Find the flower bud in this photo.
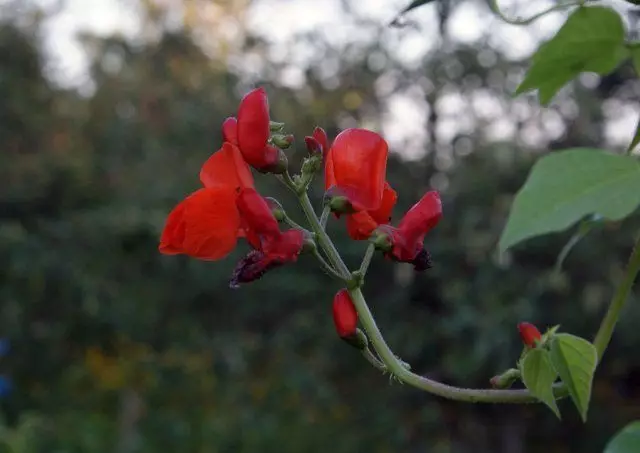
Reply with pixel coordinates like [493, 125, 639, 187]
[269, 121, 285, 132]
[272, 134, 294, 149]
[518, 322, 542, 348]
[304, 136, 321, 156]
[489, 368, 520, 389]
[256, 146, 288, 175]
[332, 289, 358, 338]
[324, 188, 356, 216]
[301, 155, 322, 177]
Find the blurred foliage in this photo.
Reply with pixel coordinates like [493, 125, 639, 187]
[1, 1, 640, 452]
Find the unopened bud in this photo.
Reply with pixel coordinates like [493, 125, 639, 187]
[304, 136, 322, 156]
[301, 155, 322, 176]
[258, 146, 288, 175]
[269, 121, 285, 132]
[518, 322, 542, 348]
[490, 368, 520, 389]
[272, 134, 294, 149]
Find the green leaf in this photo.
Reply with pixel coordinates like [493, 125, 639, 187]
[549, 334, 597, 422]
[498, 148, 640, 253]
[520, 349, 560, 418]
[516, 6, 626, 105]
[604, 421, 640, 453]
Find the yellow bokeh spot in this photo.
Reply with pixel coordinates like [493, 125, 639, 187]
[343, 91, 363, 111]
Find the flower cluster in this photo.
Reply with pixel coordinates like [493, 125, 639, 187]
[159, 88, 442, 340]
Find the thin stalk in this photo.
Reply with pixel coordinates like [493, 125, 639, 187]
[593, 236, 640, 361]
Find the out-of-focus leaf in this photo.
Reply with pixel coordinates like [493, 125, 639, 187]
[499, 149, 640, 253]
[390, 0, 437, 25]
[516, 6, 626, 105]
[604, 421, 640, 453]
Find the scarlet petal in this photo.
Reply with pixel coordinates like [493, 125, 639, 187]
[332, 289, 358, 338]
[261, 229, 304, 262]
[346, 182, 397, 240]
[236, 188, 280, 241]
[325, 128, 388, 211]
[200, 142, 254, 190]
[395, 191, 442, 252]
[237, 88, 271, 168]
[222, 117, 238, 145]
[159, 188, 241, 260]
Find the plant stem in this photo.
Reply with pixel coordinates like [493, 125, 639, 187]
[320, 205, 331, 230]
[359, 244, 376, 276]
[298, 192, 351, 278]
[312, 248, 346, 281]
[593, 235, 640, 361]
[488, 0, 583, 26]
[283, 214, 305, 231]
[348, 287, 549, 403]
[362, 348, 387, 372]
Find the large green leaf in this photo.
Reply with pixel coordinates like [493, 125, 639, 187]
[604, 421, 640, 453]
[549, 334, 597, 422]
[498, 149, 640, 253]
[516, 6, 626, 105]
[520, 349, 560, 418]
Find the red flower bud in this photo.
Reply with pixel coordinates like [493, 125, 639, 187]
[222, 117, 238, 145]
[312, 127, 329, 157]
[332, 289, 358, 338]
[518, 322, 542, 348]
[304, 136, 321, 156]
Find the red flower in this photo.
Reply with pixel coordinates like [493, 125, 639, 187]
[236, 88, 281, 171]
[332, 289, 358, 338]
[346, 182, 397, 240]
[518, 322, 542, 348]
[375, 191, 442, 271]
[325, 128, 389, 212]
[159, 187, 241, 260]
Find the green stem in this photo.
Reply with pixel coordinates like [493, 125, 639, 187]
[362, 348, 386, 372]
[348, 287, 547, 403]
[320, 205, 331, 230]
[282, 214, 305, 231]
[593, 235, 640, 361]
[298, 192, 351, 278]
[488, 0, 584, 26]
[359, 244, 376, 276]
[312, 248, 346, 281]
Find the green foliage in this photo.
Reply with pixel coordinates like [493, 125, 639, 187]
[604, 421, 640, 453]
[499, 149, 640, 252]
[516, 7, 626, 105]
[549, 334, 598, 422]
[520, 349, 560, 418]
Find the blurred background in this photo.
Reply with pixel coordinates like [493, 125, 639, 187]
[1, 0, 640, 451]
